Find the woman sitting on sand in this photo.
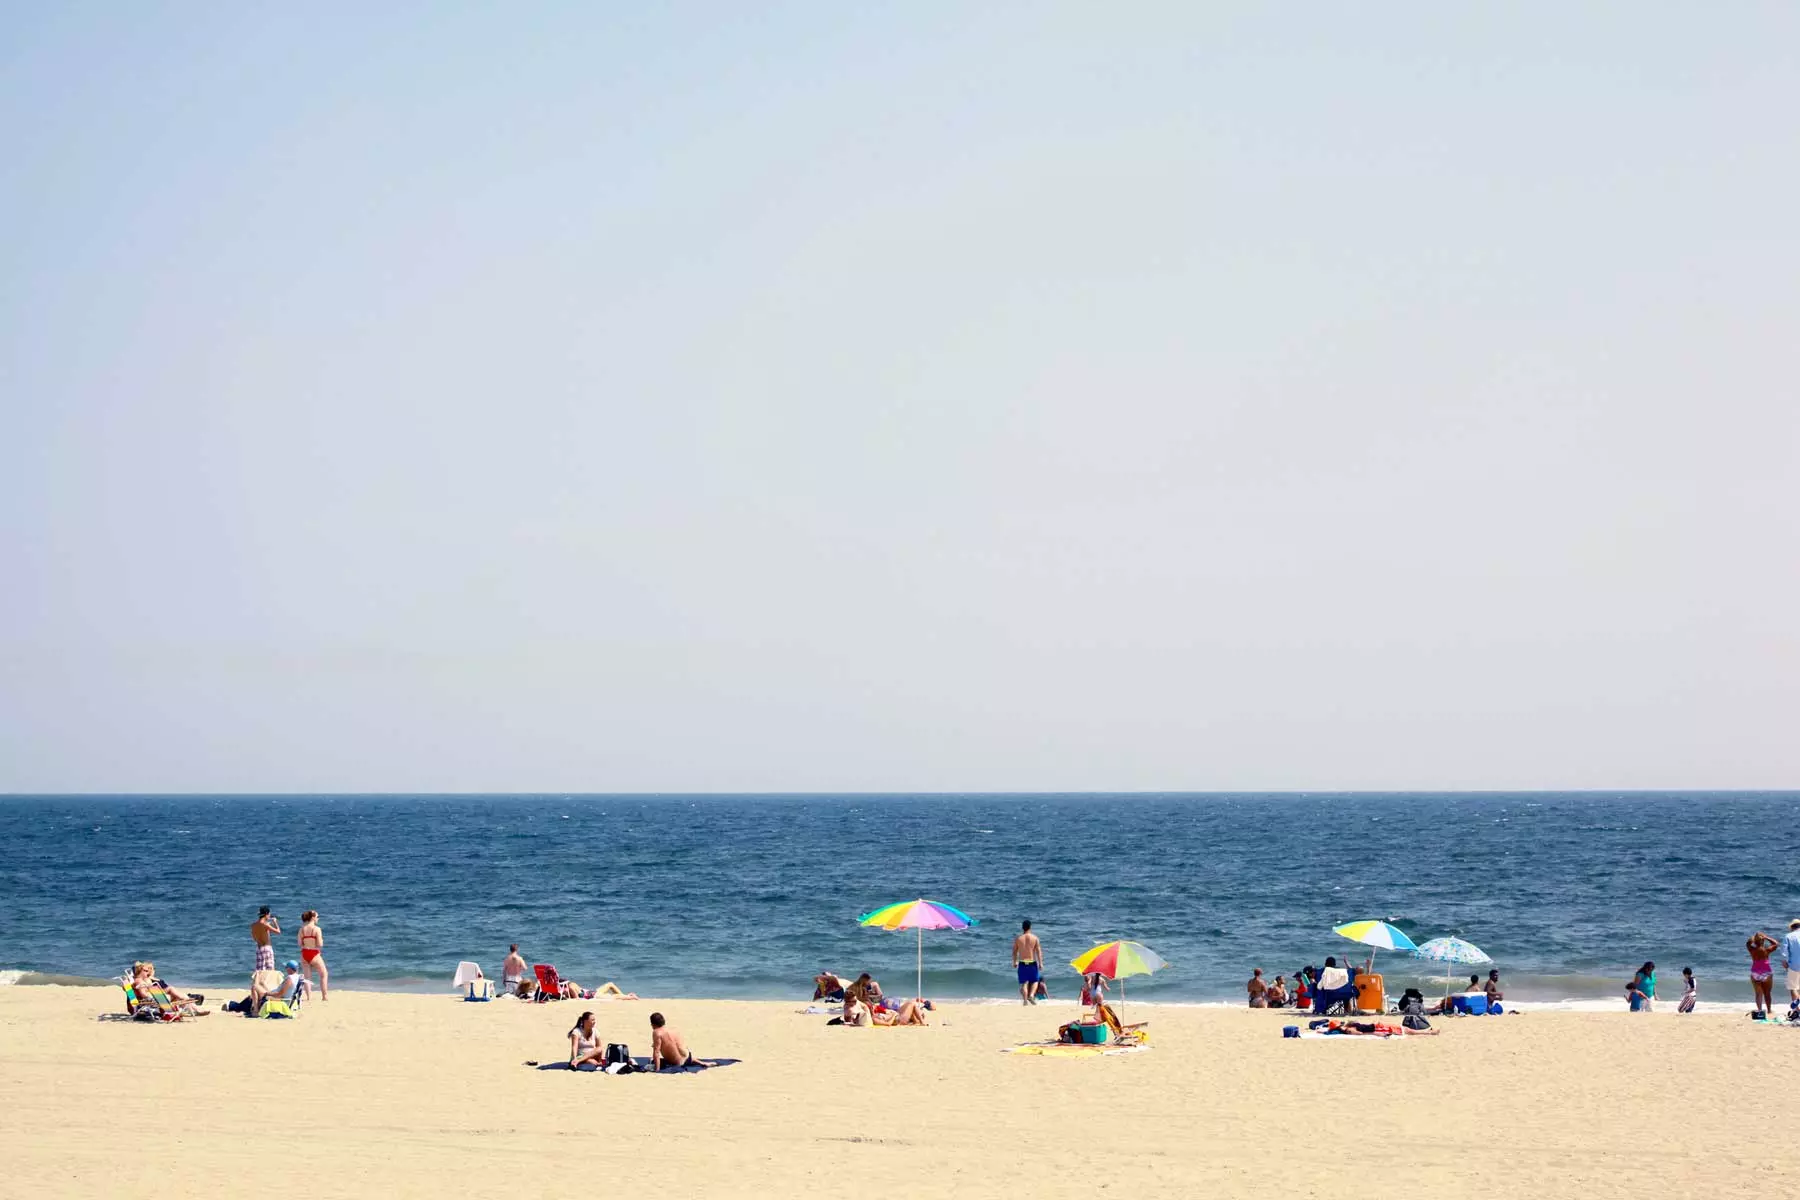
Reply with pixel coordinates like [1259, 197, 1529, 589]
[845, 973, 883, 1007]
[568, 1011, 606, 1068]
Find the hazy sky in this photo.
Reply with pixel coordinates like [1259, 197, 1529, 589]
[4, 4, 1796, 792]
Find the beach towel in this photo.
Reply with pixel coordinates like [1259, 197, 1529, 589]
[1005, 1040, 1151, 1058]
[527, 1057, 740, 1073]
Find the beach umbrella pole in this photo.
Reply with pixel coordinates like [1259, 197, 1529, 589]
[916, 925, 923, 998]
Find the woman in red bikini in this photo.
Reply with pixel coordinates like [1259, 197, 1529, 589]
[298, 910, 329, 1000]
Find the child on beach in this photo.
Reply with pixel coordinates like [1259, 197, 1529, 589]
[1678, 967, 1696, 1013]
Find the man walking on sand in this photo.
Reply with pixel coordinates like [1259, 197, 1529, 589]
[251, 906, 280, 973]
[1784, 919, 1800, 1004]
[1013, 920, 1043, 1006]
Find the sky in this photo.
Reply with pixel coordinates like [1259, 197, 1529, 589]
[2, 3, 1796, 792]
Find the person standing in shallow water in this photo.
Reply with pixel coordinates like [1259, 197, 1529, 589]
[1012, 920, 1043, 1006]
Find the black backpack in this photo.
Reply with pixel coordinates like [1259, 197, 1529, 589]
[604, 1042, 633, 1070]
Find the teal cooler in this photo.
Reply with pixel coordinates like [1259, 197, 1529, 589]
[1072, 1021, 1111, 1044]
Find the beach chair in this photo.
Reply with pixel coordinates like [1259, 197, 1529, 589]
[453, 961, 493, 1001]
[258, 985, 303, 1019]
[250, 969, 304, 1019]
[1312, 969, 1359, 1016]
[127, 983, 194, 1023]
[533, 964, 563, 1003]
[1096, 1003, 1149, 1045]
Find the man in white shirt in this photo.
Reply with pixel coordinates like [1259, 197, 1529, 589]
[1783, 919, 1800, 1003]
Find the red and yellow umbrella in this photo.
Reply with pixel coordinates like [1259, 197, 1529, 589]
[1069, 940, 1168, 1013]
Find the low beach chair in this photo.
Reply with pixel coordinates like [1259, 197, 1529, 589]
[533, 964, 563, 1003]
[1096, 1003, 1149, 1045]
[128, 983, 195, 1022]
[257, 985, 303, 1019]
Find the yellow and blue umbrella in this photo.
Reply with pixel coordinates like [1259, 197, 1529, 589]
[1332, 919, 1417, 971]
[857, 899, 977, 999]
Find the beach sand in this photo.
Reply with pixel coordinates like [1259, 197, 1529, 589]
[2, 985, 1793, 1196]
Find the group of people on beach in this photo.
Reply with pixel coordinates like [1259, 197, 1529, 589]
[250, 906, 330, 999]
[813, 970, 932, 1026]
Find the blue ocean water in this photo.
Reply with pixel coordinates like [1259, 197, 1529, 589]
[1, 793, 1795, 1003]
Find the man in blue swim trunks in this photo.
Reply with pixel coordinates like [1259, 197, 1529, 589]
[1012, 920, 1043, 1006]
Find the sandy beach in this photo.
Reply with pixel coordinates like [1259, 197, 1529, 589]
[3, 985, 1794, 1197]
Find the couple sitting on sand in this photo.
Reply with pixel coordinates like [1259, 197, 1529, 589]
[568, 1010, 713, 1071]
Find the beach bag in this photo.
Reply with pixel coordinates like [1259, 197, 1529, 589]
[1402, 1013, 1431, 1031]
[604, 1042, 631, 1067]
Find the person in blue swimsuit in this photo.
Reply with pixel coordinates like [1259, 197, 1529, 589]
[1012, 920, 1043, 1006]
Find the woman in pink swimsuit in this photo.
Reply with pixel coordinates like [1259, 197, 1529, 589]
[1748, 930, 1779, 1015]
[298, 910, 329, 1000]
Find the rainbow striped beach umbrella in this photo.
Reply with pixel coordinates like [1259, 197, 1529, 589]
[856, 899, 977, 999]
[1069, 940, 1169, 1015]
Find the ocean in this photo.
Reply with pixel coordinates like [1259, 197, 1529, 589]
[2, 792, 1795, 1005]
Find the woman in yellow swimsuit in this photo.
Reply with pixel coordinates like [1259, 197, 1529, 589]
[298, 910, 329, 1000]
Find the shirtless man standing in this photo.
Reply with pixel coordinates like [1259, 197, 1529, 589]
[503, 944, 528, 990]
[251, 906, 281, 974]
[1012, 920, 1043, 1006]
[649, 1011, 709, 1070]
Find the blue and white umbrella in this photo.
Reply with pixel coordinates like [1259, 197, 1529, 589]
[1413, 936, 1493, 995]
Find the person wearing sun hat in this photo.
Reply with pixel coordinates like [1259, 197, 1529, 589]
[1783, 919, 1800, 1003]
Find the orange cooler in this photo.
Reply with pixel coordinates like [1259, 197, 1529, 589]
[1354, 973, 1385, 1014]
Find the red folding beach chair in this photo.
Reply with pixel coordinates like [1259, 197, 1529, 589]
[533, 964, 562, 1003]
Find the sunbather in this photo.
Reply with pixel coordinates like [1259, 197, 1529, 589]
[872, 998, 928, 1026]
[841, 995, 873, 1027]
[1266, 975, 1289, 1007]
[568, 1011, 606, 1069]
[813, 972, 849, 1001]
[596, 982, 639, 1000]
[649, 1011, 709, 1070]
[129, 962, 208, 1018]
